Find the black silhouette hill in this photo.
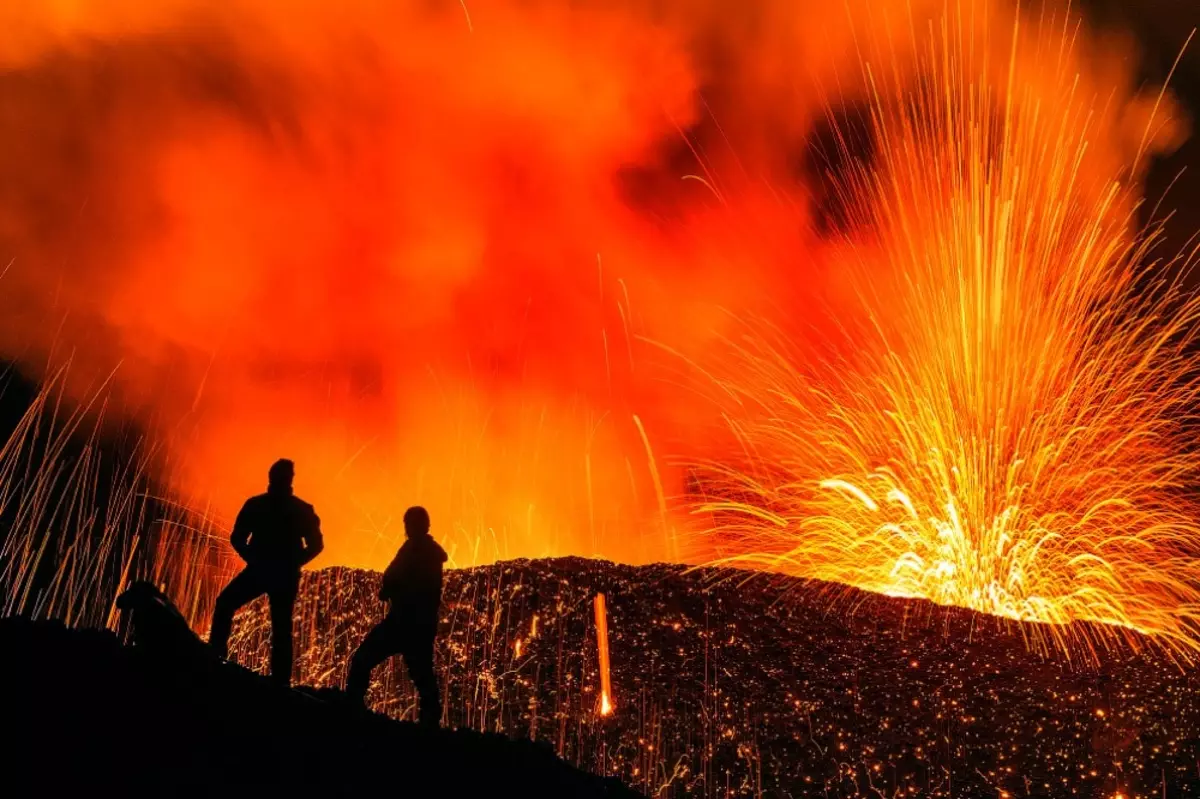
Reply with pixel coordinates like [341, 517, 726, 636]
[0, 587, 642, 799]
[4, 559, 1200, 797]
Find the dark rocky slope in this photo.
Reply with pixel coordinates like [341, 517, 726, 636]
[0, 613, 641, 798]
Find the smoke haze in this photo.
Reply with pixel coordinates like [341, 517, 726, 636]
[0, 0, 1187, 567]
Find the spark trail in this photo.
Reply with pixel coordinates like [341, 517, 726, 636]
[594, 591, 614, 716]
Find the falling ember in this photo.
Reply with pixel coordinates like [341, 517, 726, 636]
[594, 593, 614, 717]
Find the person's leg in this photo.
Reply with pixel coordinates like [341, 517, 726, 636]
[266, 573, 301, 687]
[209, 568, 266, 660]
[402, 632, 440, 728]
[345, 621, 400, 705]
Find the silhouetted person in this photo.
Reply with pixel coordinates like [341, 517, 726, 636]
[117, 581, 209, 661]
[209, 459, 323, 686]
[346, 506, 447, 727]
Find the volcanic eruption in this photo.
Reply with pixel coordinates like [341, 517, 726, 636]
[1, 0, 1200, 794]
[2, 0, 1197, 651]
[688, 11, 1200, 661]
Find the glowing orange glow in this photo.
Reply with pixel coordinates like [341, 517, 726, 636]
[0, 0, 1197, 664]
[0, 0, 908, 572]
[594, 592, 614, 716]
[0, 0, 1050, 573]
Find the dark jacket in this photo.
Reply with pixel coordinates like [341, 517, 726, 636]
[379, 534, 447, 630]
[230, 490, 324, 571]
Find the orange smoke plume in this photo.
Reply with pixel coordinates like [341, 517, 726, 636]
[0, 0, 1187, 582]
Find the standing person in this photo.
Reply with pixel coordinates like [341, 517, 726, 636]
[345, 506, 447, 728]
[209, 458, 324, 686]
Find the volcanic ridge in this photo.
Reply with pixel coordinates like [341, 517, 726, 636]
[220, 558, 1200, 798]
[0, 612, 641, 798]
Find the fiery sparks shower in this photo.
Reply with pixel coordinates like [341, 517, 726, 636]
[1, 0, 1199, 660]
[690, 12, 1200, 659]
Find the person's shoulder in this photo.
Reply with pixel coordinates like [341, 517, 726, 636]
[421, 537, 448, 562]
[243, 493, 271, 508]
[289, 496, 316, 514]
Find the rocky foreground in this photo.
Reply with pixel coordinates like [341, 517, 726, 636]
[0, 613, 640, 798]
[227, 558, 1200, 798]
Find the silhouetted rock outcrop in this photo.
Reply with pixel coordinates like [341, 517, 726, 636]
[0, 613, 642, 798]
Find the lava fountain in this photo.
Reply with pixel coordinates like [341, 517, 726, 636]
[688, 10, 1200, 661]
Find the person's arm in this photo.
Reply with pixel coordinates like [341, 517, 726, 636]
[298, 509, 324, 567]
[230, 502, 253, 563]
[378, 548, 405, 602]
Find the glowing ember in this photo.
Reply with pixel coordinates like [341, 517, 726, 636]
[594, 592, 614, 716]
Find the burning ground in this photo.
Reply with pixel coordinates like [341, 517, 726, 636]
[228, 559, 1200, 797]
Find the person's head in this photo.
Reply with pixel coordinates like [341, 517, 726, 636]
[403, 506, 431, 538]
[268, 458, 295, 492]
